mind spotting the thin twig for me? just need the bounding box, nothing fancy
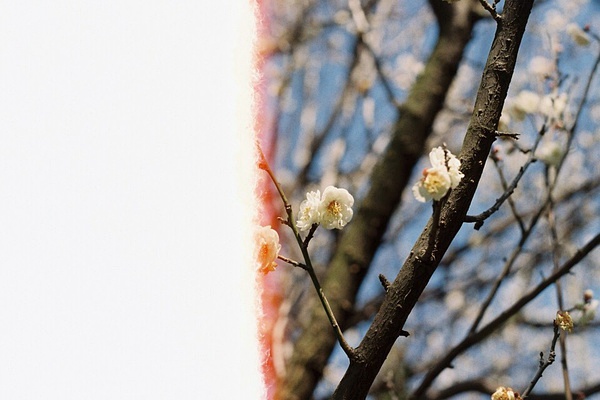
[464,160,530,230]
[412,232,600,398]
[278,254,308,270]
[302,223,319,248]
[257,145,357,360]
[465,129,547,230]
[477,0,502,22]
[360,39,402,108]
[522,325,561,398]
[546,175,573,400]
[492,152,526,233]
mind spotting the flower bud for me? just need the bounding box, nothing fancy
[555,310,574,333]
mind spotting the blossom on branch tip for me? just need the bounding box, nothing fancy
[296,186,355,231]
[579,289,598,325]
[255,225,281,274]
[536,141,564,167]
[319,186,354,230]
[555,310,574,332]
[566,23,591,46]
[507,90,540,121]
[412,147,463,202]
[539,92,568,125]
[296,190,321,231]
[491,387,522,400]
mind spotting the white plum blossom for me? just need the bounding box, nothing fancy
[491,386,522,400]
[581,299,599,324]
[413,147,464,202]
[529,56,555,78]
[556,310,574,332]
[536,141,564,167]
[319,186,354,230]
[296,190,321,231]
[579,289,599,325]
[506,90,541,121]
[539,92,568,125]
[296,186,354,231]
[413,167,452,202]
[255,226,281,274]
[566,23,591,46]
[498,113,511,132]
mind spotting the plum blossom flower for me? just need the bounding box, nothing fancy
[539,92,568,126]
[555,310,573,332]
[529,56,555,78]
[536,141,564,167]
[579,289,599,325]
[255,225,281,274]
[491,387,522,400]
[412,147,463,202]
[319,186,354,230]
[498,113,511,132]
[296,190,321,231]
[413,167,451,202]
[296,186,355,231]
[566,23,591,46]
[506,90,541,121]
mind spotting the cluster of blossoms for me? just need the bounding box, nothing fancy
[535,140,565,167]
[297,186,354,231]
[412,146,464,202]
[505,90,568,125]
[491,387,522,400]
[555,310,574,333]
[255,225,281,274]
[578,289,599,325]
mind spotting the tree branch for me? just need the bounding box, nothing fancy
[412,232,600,398]
[332,1,537,397]
[276,2,481,398]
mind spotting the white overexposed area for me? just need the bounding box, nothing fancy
[0,1,263,398]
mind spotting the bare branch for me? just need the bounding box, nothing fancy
[412,232,600,398]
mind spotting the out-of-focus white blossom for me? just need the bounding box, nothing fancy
[296,190,322,231]
[539,92,568,125]
[545,10,568,32]
[566,23,591,46]
[506,90,541,121]
[581,299,599,324]
[255,226,281,274]
[498,113,511,132]
[392,53,425,90]
[529,56,555,78]
[319,186,354,230]
[579,289,599,325]
[536,141,564,167]
[413,147,463,202]
[491,386,522,400]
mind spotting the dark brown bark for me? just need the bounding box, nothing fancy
[331,0,536,398]
[275,2,480,399]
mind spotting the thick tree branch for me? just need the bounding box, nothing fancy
[276,2,481,399]
[332,1,536,398]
